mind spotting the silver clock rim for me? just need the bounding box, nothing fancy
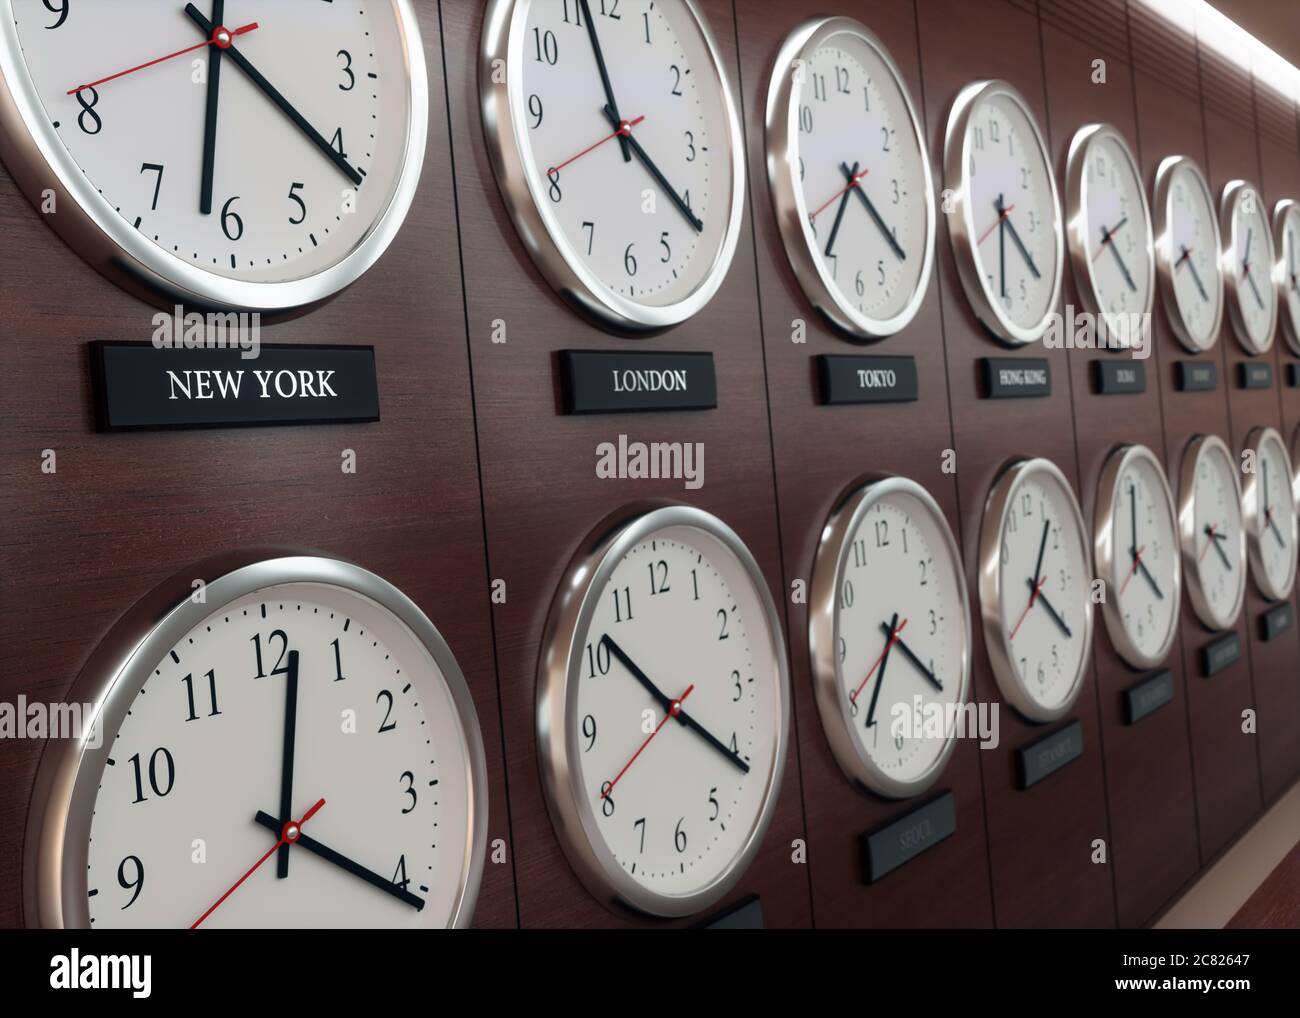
[943,78,1065,347]
[1293,424,1300,517]
[23,550,489,929]
[1064,124,1156,342]
[978,457,1095,724]
[808,475,970,798]
[1092,443,1182,670]
[763,16,936,342]
[480,0,746,333]
[1177,433,1247,631]
[536,502,791,918]
[1219,179,1278,356]
[0,0,429,313]
[1241,427,1299,602]
[1152,155,1224,354]
[1271,198,1300,356]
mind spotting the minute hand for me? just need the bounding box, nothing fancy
[184,5,363,186]
[601,105,703,233]
[1002,209,1041,278]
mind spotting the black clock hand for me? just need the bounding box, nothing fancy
[252,811,425,910]
[600,634,749,774]
[1204,525,1233,570]
[1000,202,1042,279]
[997,193,1008,300]
[198,0,225,215]
[879,622,943,692]
[183,4,363,186]
[1246,270,1266,310]
[839,161,907,261]
[1136,556,1165,599]
[1129,483,1138,555]
[1178,246,1211,302]
[824,161,859,258]
[276,648,299,879]
[1028,580,1074,638]
[865,612,900,729]
[1104,226,1138,293]
[601,104,703,233]
[577,0,631,163]
[1031,516,1050,593]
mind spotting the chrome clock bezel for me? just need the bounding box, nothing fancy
[0,0,429,313]
[1177,433,1247,632]
[1153,155,1224,354]
[1241,426,1298,601]
[1271,198,1300,356]
[1219,179,1278,355]
[764,16,936,342]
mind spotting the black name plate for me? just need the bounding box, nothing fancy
[1239,362,1274,390]
[1201,632,1241,677]
[1260,602,1294,642]
[701,895,763,929]
[1123,670,1175,725]
[860,791,956,883]
[90,341,379,431]
[1016,720,1083,789]
[559,350,716,415]
[817,354,919,405]
[1287,362,1299,387]
[980,357,1051,399]
[1093,359,1147,395]
[1176,360,1218,391]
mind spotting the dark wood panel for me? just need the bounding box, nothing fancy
[734,0,994,928]
[0,5,518,929]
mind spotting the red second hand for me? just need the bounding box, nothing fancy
[68,21,259,95]
[1199,524,1217,563]
[808,165,870,221]
[1009,576,1047,641]
[548,115,646,175]
[1119,545,1146,596]
[977,203,1016,246]
[850,618,908,704]
[599,684,694,802]
[190,796,325,929]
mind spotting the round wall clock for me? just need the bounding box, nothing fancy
[481,0,745,332]
[809,476,970,798]
[26,553,488,929]
[1153,155,1224,353]
[943,78,1064,346]
[1093,444,1181,670]
[979,458,1094,723]
[1220,180,1278,355]
[1064,123,1154,349]
[1272,198,1300,356]
[0,1,428,312]
[1242,426,1298,602]
[537,503,790,918]
[1178,433,1247,632]
[764,16,936,341]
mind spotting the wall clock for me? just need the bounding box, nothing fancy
[943,78,1064,346]
[0,1,428,312]
[1241,426,1298,602]
[1272,198,1300,356]
[26,553,488,928]
[1064,123,1154,349]
[1093,444,1181,670]
[1178,433,1247,632]
[809,476,970,798]
[1153,155,1224,354]
[481,0,745,332]
[537,503,790,918]
[979,458,1094,723]
[764,16,935,341]
[1220,180,1278,355]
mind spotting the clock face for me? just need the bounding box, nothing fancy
[538,508,789,917]
[1067,125,1154,347]
[1179,434,1247,631]
[810,478,969,798]
[1,0,426,309]
[1222,181,1278,354]
[484,0,744,330]
[766,17,934,340]
[980,459,1093,722]
[1095,446,1180,669]
[946,80,1063,345]
[1243,428,1298,601]
[1154,157,1223,353]
[1272,200,1300,356]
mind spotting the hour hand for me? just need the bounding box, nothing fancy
[1028,580,1073,638]
[601,105,703,233]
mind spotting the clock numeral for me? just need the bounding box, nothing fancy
[376,689,397,733]
[623,242,637,276]
[634,816,646,852]
[799,104,813,134]
[250,629,289,679]
[812,73,827,103]
[674,817,687,853]
[75,86,102,135]
[581,220,595,255]
[708,787,720,822]
[392,854,410,891]
[599,782,615,816]
[140,162,164,211]
[690,568,700,601]
[399,771,417,814]
[221,196,244,242]
[330,127,348,160]
[659,231,671,263]
[287,182,307,225]
[731,669,742,702]
[599,0,621,17]
[611,585,633,623]
[532,27,558,65]
[582,713,598,751]
[180,668,220,722]
[839,578,855,610]
[716,608,729,640]
[128,747,175,804]
[669,64,683,97]
[528,93,544,129]
[117,855,144,910]
[546,167,562,203]
[330,637,347,681]
[584,639,611,678]
[648,558,670,595]
[874,519,889,547]
[42,0,69,30]
[850,537,868,568]
[835,65,851,94]
[336,49,355,91]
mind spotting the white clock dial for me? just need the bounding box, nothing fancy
[1272,199,1300,356]
[1,0,426,310]
[483,0,744,330]
[27,557,488,929]
[945,80,1063,345]
[1066,125,1154,348]
[1095,445,1181,669]
[980,459,1094,722]
[765,17,935,340]
[810,477,970,797]
[1243,427,1298,601]
[1178,434,1247,631]
[1221,180,1278,354]
[1154,156,1224,353]
[538,506,789,917]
